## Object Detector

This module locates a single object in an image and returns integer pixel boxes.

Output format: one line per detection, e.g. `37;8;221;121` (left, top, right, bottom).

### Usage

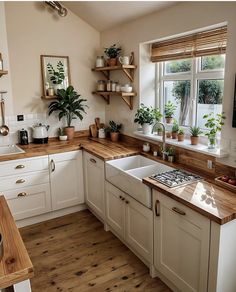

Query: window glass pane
197;79;224;128
164;80;191;126
165;59;191;74
201;54;225;71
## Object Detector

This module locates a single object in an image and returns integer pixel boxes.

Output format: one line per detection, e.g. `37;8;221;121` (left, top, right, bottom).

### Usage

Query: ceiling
64;1;177;32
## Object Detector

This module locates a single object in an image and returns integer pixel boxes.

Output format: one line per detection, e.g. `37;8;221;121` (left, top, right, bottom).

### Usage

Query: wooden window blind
151;26;227;62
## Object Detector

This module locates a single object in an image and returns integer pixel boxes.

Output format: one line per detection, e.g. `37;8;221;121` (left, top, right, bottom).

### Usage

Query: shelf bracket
122;68;134;82
121;96;133;110
101;70;110;80
99;94;110;104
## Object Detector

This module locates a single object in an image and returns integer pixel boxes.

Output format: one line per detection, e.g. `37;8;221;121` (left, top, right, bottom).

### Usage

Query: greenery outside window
157;54;225;129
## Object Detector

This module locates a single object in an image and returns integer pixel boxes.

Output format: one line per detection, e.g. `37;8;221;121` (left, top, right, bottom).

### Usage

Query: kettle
32;123;49;144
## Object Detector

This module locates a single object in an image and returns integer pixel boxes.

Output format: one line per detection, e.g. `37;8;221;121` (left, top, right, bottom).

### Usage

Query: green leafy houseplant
47;61;65;85
171;121;179;139
166;146;175;162
164;101;177;123
107;121;122;142
203;112;226;149
104;44;122;66
48;86;88;140
177;128;185;142
189;126;203;145
134;104;155;134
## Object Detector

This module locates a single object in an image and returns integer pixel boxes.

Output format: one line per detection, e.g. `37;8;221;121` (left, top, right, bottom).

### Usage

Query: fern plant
48;86;88;127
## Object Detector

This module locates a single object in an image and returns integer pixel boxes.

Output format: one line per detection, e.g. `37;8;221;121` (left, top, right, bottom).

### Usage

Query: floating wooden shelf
41;95;58;100
0;70;8;77
92;91;136;110
92;64;137;82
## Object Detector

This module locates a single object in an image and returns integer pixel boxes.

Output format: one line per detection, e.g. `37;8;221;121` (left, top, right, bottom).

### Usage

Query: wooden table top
0;196;34;289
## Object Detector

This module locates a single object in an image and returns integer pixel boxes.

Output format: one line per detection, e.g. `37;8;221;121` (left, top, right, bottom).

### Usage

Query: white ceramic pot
59;135;68;141
142;123;152;134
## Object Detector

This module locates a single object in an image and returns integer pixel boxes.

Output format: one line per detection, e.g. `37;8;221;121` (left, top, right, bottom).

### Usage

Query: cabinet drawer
0;156;48;177
84;151;104;168
5;183;51;220
0;171;49;191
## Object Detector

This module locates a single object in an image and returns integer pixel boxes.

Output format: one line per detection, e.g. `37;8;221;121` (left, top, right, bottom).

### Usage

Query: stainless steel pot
0;233;3;261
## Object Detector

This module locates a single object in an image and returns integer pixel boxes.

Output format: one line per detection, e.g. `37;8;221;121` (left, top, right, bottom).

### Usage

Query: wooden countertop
0;196;33;289
0;137;236;225
143;177;236;225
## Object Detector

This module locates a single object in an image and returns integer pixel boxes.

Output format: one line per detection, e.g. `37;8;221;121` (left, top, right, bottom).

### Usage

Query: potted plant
107;120;122;142
153;108;163;135
164;101;177;124
203;112;226;149
177;128;185;142
47;61;65;94
134;103;154;134
58;127;67;141
48;86;88;140
189;126;203;145
171;121;179;139
104;44;122;66
166;146;175;163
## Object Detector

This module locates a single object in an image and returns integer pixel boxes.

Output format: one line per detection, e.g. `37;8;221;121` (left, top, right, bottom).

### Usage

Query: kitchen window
152;26;227;129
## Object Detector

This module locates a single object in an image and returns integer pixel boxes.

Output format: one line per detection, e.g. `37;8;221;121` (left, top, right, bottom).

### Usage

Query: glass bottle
106;80;112;92
97;80;105;91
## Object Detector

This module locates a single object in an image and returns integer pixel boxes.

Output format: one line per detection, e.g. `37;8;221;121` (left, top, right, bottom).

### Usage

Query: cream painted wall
3;2;104;136
101;2;236;153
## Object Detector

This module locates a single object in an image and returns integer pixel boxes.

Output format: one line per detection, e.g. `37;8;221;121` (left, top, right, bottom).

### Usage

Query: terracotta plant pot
166;132;171;138
171;132;178;139
64;127;75;140
107;58;117;66
165;117;173;124
178;134;185;142
110;132;119;142
190;136;199;145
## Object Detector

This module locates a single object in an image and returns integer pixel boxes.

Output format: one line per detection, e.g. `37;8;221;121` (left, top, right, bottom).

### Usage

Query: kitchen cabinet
49;151;84;210
153;190;210;292
105;182;153;264
83;151;105;220
0;155;51;221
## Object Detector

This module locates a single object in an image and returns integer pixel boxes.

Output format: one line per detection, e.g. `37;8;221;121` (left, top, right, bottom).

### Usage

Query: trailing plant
107;120;122;133
47;61;65;85
203;112;226;138
172;121;179;133
48;86;88;127
189;126;203;137
134;104;155;125
178;128;185;135
104;44;122;58
164;101;177;118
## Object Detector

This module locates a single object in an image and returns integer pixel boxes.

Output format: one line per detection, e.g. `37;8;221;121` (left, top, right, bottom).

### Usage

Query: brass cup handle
90;158;97;164
16;179;25;184
155;200;160;217
15;165;25;169
18;192;27;197
125;200;129;204
172;207;186;216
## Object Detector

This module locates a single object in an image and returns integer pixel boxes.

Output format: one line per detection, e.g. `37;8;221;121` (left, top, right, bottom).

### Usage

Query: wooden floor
20;210;171;292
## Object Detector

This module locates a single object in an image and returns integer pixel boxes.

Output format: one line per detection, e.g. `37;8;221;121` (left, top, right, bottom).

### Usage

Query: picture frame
233;74;236;128
40;55;71;99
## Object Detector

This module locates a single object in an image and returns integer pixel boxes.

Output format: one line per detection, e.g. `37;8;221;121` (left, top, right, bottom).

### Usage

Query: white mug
119;55;133;65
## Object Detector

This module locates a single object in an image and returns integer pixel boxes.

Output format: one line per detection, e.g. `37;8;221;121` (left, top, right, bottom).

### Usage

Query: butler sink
0;145;25;156
105;155;174;208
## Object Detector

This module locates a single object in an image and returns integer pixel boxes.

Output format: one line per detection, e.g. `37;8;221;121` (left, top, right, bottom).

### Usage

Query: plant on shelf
177;128;185;142
134;103;155;134
171;121;179;139
104;44;122;66
107;120;122;142
166;146;175;163
48;86;88;140
47;61;65;93
164;101;177;124
189;126;203;145
203;112;226;149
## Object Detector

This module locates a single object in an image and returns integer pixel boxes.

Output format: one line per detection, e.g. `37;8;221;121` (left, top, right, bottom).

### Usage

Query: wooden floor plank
20;210;171;292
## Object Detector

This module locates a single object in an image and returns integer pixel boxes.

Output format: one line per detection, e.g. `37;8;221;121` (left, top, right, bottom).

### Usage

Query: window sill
134;131;229;158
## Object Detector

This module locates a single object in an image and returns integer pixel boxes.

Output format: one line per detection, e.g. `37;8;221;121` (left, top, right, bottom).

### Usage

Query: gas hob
150;169;202;188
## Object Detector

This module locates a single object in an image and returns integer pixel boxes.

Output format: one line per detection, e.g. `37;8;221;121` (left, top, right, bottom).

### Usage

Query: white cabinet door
105;182;125;238
125;194;153;263
50;151;84;210
83;152;105;219
153;190;210;292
